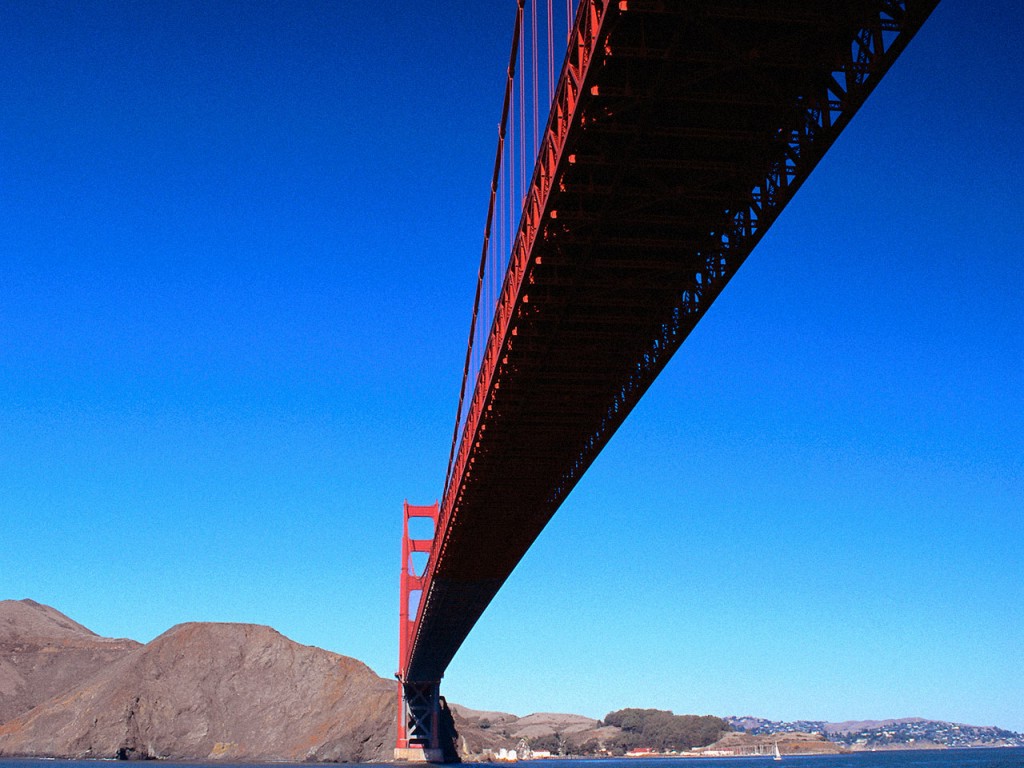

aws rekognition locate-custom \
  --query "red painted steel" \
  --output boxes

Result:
[399,0,941,744]
[396,501,438,751]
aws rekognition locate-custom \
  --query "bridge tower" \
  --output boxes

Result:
[396,502,455,762]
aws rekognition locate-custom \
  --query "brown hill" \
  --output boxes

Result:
[0,599,140,725]
[451,704,621,755]
[706,731,844,756]
[0,619,395,761]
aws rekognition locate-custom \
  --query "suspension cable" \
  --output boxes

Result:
[518,3,526,199]
[532,0,539,162]
[443,0,526,500]
[547,0,555,103]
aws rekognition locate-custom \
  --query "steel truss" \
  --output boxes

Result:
[398,3,940,757]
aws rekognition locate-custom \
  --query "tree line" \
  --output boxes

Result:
[601,708,730,752]
[524,708,730,755]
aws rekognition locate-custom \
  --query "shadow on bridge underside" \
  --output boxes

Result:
[398,2,939,756]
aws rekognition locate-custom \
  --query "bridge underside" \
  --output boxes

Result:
[405,0,937,685]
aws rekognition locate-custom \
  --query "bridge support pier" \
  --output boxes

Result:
[395,680,445,762]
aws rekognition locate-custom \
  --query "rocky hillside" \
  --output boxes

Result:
[0,599,140,724]
[0,603,395,761]
[8,600,1017,761]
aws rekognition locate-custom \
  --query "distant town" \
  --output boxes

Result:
[454,706,1024,760]
[726,716,1024,750]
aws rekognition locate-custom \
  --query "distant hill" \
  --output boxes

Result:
[451,704,621,754]
[727,715,1024,749]
[705,729,843,756]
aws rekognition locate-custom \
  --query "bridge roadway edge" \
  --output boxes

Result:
[397,0,940,761]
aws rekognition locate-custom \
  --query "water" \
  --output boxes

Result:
[2,752,1023,768]
[537,753,1024,768]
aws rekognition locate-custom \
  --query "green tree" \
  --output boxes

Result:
[603,708,730,751]
[528,733,562,754]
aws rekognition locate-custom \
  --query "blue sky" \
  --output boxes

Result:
[2,0,1021,733]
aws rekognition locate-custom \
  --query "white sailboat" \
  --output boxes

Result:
[773,742,782,761]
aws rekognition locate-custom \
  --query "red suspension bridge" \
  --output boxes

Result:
[396,1,939,760]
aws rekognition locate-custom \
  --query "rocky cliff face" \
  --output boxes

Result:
[0,599,140,725]
[0,603,395,762]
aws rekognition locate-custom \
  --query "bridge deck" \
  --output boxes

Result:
[406,0,938,683]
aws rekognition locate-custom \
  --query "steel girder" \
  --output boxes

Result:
[403,0,940,686]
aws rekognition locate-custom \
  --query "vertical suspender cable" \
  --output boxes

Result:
[507,98,514,263]
[531,0,539,161]
[443,1,525,500]
[501,149,507,269]
[518,2,526,202]
[547,0,555,104]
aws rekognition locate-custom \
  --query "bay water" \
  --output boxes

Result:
[3,750,1024,768]
[553,751,1024,768]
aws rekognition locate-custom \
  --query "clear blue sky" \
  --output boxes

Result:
[2,0,1021,734]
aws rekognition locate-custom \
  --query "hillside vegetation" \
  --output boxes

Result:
[602,708,730,752]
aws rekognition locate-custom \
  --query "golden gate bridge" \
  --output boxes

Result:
[395,1,939,760]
